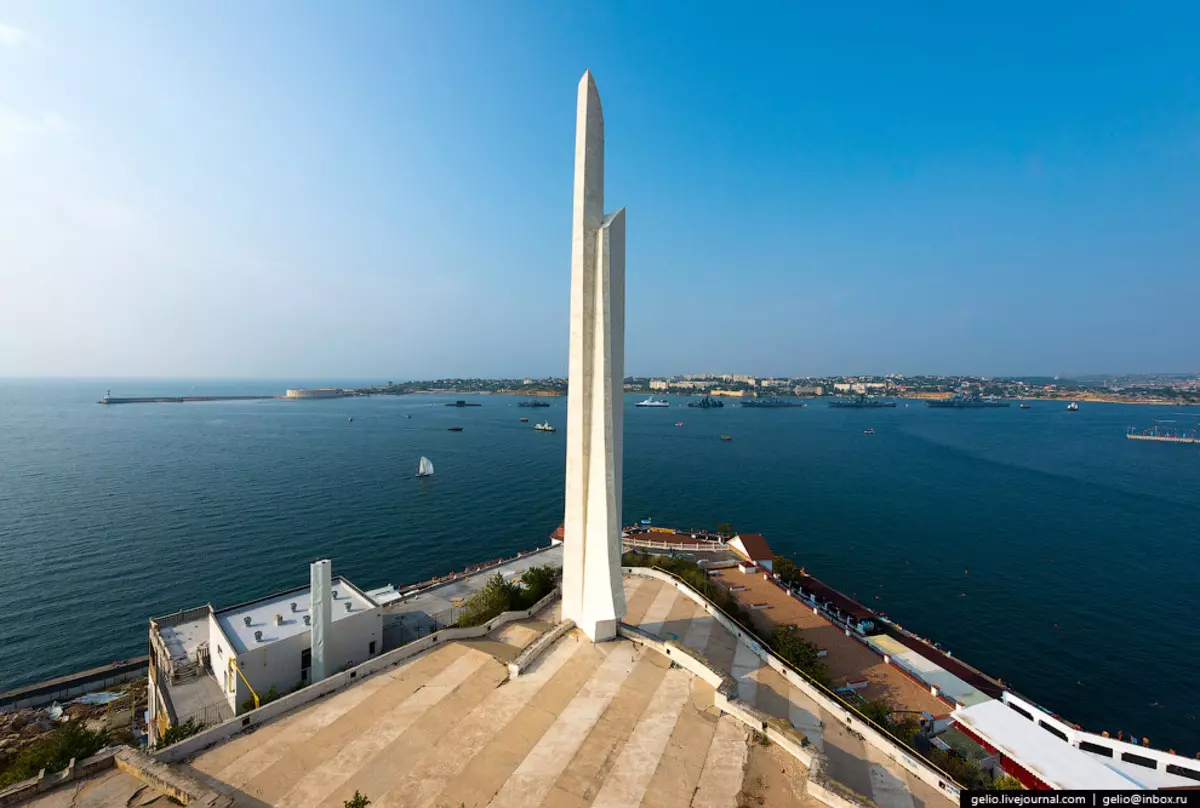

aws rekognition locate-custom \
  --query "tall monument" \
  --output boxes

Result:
[561,71,627,642]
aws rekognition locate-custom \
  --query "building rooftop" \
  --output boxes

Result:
[155,613,210,663]
[729,534,773,562]
[215,576,375,655]
[954,700,1141,789]
[867,635,992,708]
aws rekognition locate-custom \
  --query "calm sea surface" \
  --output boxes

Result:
[2,379,1198,752]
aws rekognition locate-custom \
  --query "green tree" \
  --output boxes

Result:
[716,523,735,538]
[772,557,798,584]
[769,625,830,686]
[990,775,1023,790]
[0,721,110,788]
[858,698,894,728]
[456,573,517,627]
[517,565,562,607]
[345,791,371,808]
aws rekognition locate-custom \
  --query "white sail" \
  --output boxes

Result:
[417,456,434,476]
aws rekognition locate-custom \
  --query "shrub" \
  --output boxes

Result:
[158,718,205,748]
[990,774,1023,790]
[455,566,561,628]
[0,721,109,788]
[345,791,371,808]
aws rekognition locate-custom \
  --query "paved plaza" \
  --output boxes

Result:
[185,594,814,808]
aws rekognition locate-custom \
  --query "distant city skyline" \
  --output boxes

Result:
[2,3,1198,379]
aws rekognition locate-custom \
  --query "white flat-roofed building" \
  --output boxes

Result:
[209,576,381,714]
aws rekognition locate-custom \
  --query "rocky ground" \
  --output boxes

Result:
[0,677,148,780]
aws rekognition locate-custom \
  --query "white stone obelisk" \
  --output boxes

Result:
[561,71,626,642]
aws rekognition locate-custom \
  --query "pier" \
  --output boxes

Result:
[1126,429,1200,444]
[99,395,279,405]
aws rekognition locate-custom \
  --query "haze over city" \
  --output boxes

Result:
[2,2,1198,379]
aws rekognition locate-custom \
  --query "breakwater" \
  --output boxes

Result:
[99,395,279,405]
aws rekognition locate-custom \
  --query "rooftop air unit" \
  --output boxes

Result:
[254,630,263,642]
[290,602,298,612]
[243,616,252,627]
[344,601,352,612]
[275,614,283,626]
[303,614,311,626]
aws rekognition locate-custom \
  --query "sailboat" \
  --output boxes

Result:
[415,456,434,477]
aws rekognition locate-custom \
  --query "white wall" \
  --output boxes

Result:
[230,608,381,713]
[207,613,238,715]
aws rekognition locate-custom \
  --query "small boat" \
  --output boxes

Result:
[415,456,434,478]
[447,426,464,432]
[720,434,732,442]
[863,428,875,435]
[1067,402,1079,411]
[517,399,550,408]
[404,414,412,419]
[635,397,670,408]
[535,422,556,432]
[520,417,529,422]
[348,417,354,423]
[1020,404,1031,409]
[675,421,684,427]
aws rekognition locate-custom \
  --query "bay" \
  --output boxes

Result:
[1,379,1197,753]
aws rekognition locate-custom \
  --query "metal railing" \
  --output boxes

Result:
[175,699,232,730]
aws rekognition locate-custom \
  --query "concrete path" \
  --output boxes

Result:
[621,575,952,808]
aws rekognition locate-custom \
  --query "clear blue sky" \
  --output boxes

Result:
[1,2,1197,379]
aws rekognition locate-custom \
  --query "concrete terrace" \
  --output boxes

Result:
[18,768,172,808]
[383,545,564,646]
[621,574,953,808]
[183,593,811,808]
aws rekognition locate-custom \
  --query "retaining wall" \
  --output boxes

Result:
[508,620,575,677]
[0,658,149,712]
[623,566,962,803]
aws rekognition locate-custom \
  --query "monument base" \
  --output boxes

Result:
[577,616,619,643]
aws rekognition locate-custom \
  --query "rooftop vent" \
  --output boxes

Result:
[344,601,352,612]
[303,615,311,626]
[243,616,252,627]
[332,590,340,599]
[275,614,283,626]
[254,630,263,642]
[290,602,298,612]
